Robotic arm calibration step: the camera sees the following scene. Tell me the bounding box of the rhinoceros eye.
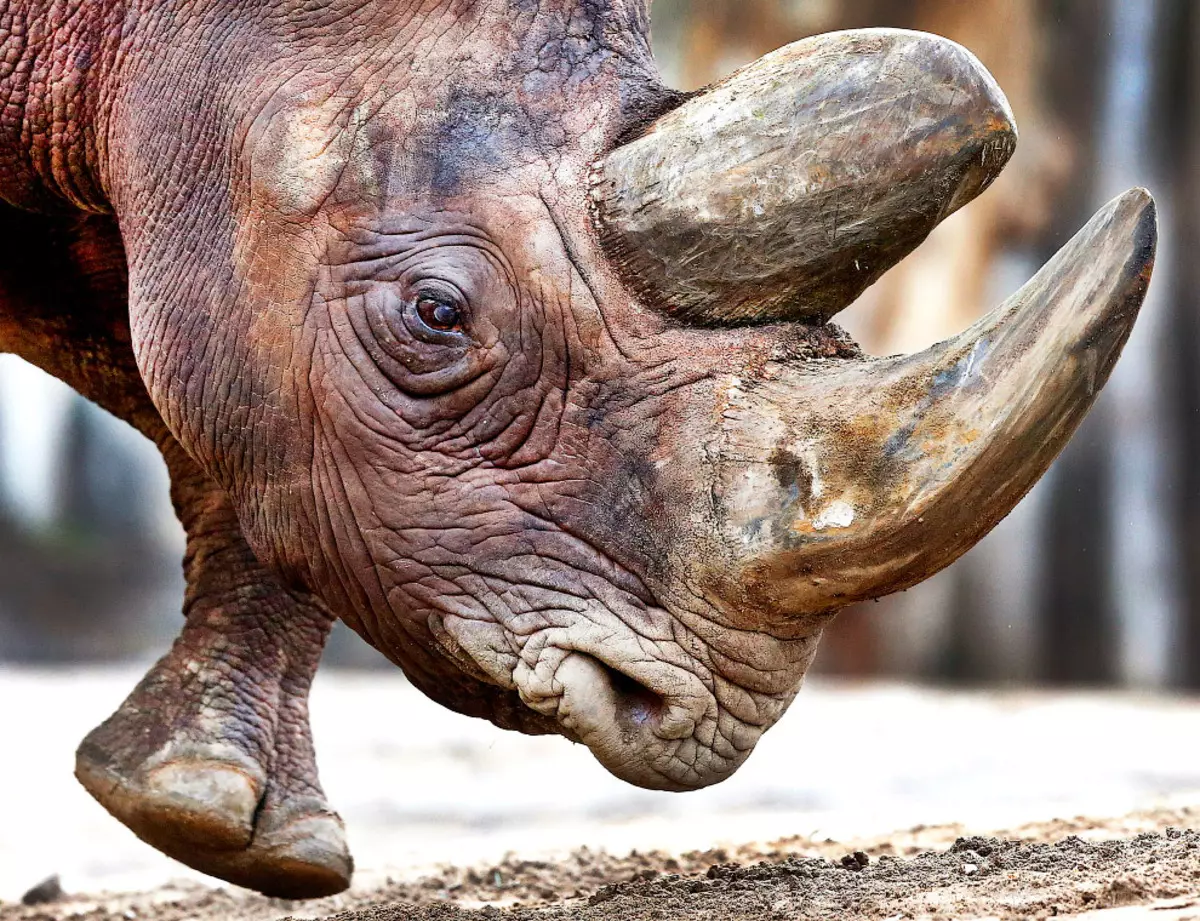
[415,291,463,333]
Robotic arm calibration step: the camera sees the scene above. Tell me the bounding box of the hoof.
[155,800,353,900]
[76,738,265,851]
[77,736,352,898]
[225,806,354,899]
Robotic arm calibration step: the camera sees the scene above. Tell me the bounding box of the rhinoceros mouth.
[518,648,750,792]
[437,598,785,791]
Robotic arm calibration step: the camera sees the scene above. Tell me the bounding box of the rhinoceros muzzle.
[533,28,1155,788]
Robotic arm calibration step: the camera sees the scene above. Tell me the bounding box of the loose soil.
[3,806,1198,921]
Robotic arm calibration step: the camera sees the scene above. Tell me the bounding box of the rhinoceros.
[0,0,1155,900]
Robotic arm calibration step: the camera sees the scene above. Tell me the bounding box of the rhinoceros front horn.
[593,29,1017,325]
[711,189,1156,623]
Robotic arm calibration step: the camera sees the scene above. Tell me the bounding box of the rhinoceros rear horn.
[592,29,1017,326]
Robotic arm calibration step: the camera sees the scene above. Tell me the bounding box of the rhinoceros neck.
[0,0,127,212]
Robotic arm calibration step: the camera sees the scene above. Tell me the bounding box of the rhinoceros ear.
[591,29,1017,326]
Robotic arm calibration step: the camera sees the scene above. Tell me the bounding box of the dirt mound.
[3,811,1198,921]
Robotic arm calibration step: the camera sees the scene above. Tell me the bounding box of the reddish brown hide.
[0,0,1155,899]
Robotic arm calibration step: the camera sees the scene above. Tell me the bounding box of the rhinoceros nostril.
[549,651,701,757]
[599,661,666,731]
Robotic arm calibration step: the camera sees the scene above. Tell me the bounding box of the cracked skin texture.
[0,0,1155,901]
[0,1,827,894]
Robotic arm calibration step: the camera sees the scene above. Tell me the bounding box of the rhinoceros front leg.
[74,439,352,897]
[0,206,352,897]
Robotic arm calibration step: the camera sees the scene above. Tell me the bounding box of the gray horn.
[593,29,1017,325]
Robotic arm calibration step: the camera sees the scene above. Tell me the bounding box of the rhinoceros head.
[112,2,1154,790]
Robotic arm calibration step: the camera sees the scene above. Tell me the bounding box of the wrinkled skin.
[15,1,824,783]
[0,0,1155,899]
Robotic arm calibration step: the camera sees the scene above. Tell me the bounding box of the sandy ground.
[1,669,1198,919]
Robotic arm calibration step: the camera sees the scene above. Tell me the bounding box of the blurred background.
[2,0,1199,689]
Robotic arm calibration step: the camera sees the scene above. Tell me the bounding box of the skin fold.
[0,0,1155,898]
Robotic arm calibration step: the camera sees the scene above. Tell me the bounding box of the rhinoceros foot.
[77,752,349,898]
[73,442,352,898]
[73,610,353,898]
[74,612,352,899]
